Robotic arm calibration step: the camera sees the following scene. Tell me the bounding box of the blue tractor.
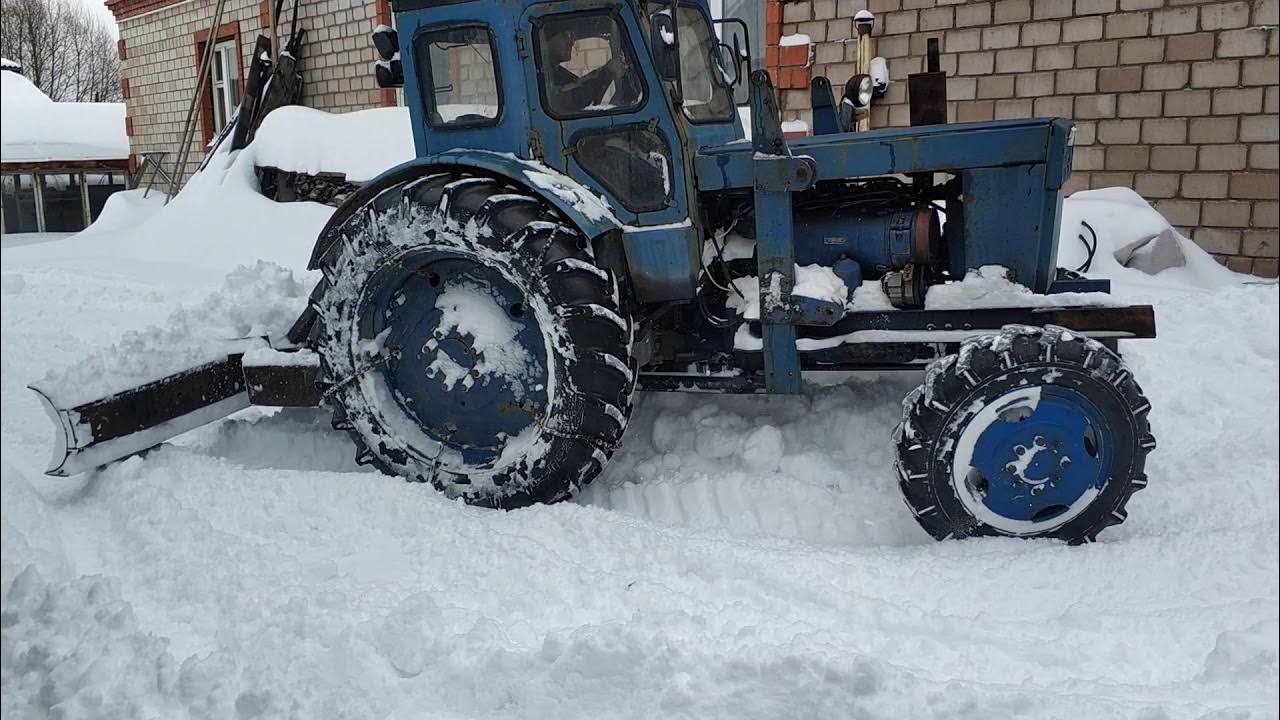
[35,0,1157,543]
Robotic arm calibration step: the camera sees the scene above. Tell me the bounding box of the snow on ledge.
[779,33,811,47]
[0,70,127,163]
[250,105,415,183]
[781,119,810,134]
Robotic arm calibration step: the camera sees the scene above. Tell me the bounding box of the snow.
[240,346,318,367]
[3,116,330,289]
[80,189,167,235]
[250,105,414,183]
[793,263,848,305]
[925,264,1118,309]
[779,33,812,47]
[424,281,535,394]
[726,264,849,321]
[1,103,1277,718]
[522,164,615,223]
[0,69,128,162]
[780,119,810,134]
[1058,187,1241,291]
[31,260,308,408]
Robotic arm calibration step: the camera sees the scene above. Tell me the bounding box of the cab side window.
[417,25,501,127]
[534,12,645,118]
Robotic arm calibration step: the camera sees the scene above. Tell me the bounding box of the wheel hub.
[358,253,550,467]
[954,385,1113,533]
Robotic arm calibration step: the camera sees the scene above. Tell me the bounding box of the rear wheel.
[895,325,1155,543]
[312,171,635,508]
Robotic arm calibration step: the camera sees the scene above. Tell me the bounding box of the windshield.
[675,6,734,123]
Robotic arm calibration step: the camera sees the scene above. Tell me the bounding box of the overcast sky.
[73,0,119,37]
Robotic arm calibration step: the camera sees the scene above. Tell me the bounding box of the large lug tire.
[894,325,1156,544]
[312,171,636,508]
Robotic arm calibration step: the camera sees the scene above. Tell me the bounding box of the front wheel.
[895,325,1156,544]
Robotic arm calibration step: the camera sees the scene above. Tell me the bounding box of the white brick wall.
[119,0,385,184]
[777,0,1280,276]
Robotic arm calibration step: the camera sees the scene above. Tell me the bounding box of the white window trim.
[210,40,239,133]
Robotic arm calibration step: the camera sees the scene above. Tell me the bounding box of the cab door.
[519,0,690,229]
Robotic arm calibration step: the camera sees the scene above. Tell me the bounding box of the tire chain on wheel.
[894,324,1155,544]
[311,170,637,509]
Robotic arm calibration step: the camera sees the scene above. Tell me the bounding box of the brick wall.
[113,0,387,184]
[770,0,1280,277]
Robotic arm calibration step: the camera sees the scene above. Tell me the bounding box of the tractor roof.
[390,0,710,15]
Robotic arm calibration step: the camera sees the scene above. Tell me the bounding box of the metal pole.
[854,12,874,132]
[167,0,227,201]
[32,174,46,233]
[79,171,91,227]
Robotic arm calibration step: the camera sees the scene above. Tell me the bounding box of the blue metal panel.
[793,209,933,272]
[958,164,1062,292]
[426,150,623,236]
[623,223,700,301]
[395,1,532,160]
[1049,277,1111,294]
[305,154,623,271]
[753,187,802,394]
[694,118,1074,191]
[518,0,690,228]
[809,77,841,136]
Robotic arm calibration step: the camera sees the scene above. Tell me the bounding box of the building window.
[210,40,241,133]
[1,171,127,235]
[85,173,127,221]
[1,174,40,234]
[39,173,85,232]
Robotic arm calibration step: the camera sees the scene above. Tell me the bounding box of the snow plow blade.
[30,356,251,477]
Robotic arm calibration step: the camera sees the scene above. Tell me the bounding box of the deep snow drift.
[2,112,1277,719]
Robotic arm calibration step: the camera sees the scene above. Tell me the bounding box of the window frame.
[193,21,242,145]
[672,2,736,125]
[414,22,504,131]
[210,39,240,134]
[531,9,649,122]
[568,124,674,213]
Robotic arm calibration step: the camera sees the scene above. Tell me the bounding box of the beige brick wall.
[778,0,1280,277]
[118,0,385,184]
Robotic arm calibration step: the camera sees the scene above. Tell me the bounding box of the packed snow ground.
[2,118,1278,719]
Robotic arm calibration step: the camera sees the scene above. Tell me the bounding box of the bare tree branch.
[1,0,121,102]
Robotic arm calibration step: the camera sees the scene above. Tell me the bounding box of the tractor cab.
[380,0,742,231]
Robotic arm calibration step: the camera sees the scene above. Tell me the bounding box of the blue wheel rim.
[956,385,1113,531]
[359,251,549,468]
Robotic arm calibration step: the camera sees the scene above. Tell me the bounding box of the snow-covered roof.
[0,66,128,164]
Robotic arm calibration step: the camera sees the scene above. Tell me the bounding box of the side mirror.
[375,58,404,88]
[650,12,679,82]
[372,25,398,62]
[714,42,740,87]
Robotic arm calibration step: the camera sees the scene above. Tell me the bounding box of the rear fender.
[306,151,623,270]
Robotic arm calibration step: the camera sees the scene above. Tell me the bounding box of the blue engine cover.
[792,207,940,277]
